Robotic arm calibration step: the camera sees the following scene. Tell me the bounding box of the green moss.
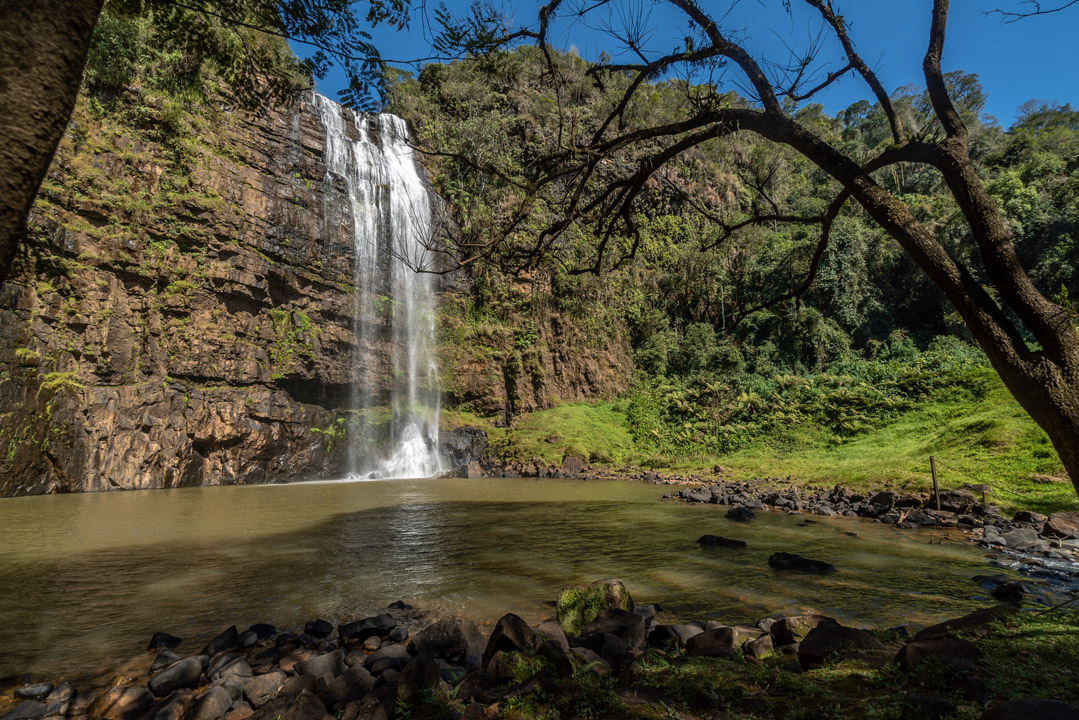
[556,580,634,636]
[38,371,84,397]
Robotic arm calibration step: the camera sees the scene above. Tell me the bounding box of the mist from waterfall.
[315,93,442,479]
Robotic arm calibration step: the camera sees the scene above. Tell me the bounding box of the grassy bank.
[453,367,1077,515]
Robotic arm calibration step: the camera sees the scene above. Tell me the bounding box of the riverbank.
[2,582,1077,720]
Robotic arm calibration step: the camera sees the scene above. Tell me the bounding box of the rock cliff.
[0,89,631,495]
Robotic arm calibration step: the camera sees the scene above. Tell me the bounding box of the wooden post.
[930,456,941,511]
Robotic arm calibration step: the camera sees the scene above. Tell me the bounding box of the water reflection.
[0,477,1008,679]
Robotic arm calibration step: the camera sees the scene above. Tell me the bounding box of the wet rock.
[14,685,52,700]
[364,644,412,675]
[246,624,276,641]
[43,682,75,715]
[142,690,194,720]
[274,633,300,648]
[202,627,240,657]
[323,667,375,712]
[895,638,982,673]
[302,620,333,639]
[1001,527,1047,552]
[979,699,1079,719]
[1044,512,1079,540]
[989,581,1025,602]
[237,632,259,649]
[726,506,755,521]
[439,427,487,472]
[411,617,484,670]
[387,626,408,643]
[338,615,395,644]
[482,613,535,670]
[149,633,183,651]
[183,687,232,720]
[556,579,634,636]
[210,657,252,682]
[150,658,204,697]
[697,535,747,548]
[362,637,380,651]
[581,609,647,651]
[294,650,345,679]
[798,622,884,669]
[0,702,46,720]
[242,672,286,709]
[152,649,184,675]
[92,687,156,720]
[768,552,835,574]
[536,640,574,678]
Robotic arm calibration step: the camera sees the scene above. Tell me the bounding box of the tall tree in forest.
[426,0,1079,498]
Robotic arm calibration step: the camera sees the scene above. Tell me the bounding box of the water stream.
[315,95,441,479]
[0,477,1013,679]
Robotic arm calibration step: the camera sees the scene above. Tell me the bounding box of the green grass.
[493,376,1077,514]
[722,380,1076,515]
[493,401,636,466]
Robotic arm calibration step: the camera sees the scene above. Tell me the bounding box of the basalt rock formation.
[0,88,630,495]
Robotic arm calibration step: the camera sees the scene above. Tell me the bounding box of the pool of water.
[0,476,1007,678]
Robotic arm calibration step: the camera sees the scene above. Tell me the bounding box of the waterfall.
[315,94,443,479]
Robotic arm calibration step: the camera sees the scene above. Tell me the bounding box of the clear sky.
[304,0,1079,127]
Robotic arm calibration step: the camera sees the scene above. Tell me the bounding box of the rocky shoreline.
[2,580,1076,720]
[469,450,1079,598]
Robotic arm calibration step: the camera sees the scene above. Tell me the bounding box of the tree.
[423,0,1079,498]
[0,0,406,289]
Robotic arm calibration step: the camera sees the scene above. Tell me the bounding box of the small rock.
[1044,512,1079,540]
[411,618,484,671]
[396,657,448,708]
[685,630,739,659]
[580,609,647,651]
[14,685,52,700]
[0,702,46,720]
[302,620,333,639]
[150,658,203,697]
[482,614,536,670]
[726,506,755,521]
[294,650,345,679]
[362,637,380,651]
[201,627,239,658]
[149,633,183,651]
[798,622,884,669]
[322,667,375,712]
[697,535,747,548]
[183,687,231,720]
[92,687,156,720]
[768,552,835,574]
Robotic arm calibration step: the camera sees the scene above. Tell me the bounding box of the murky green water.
[0,476,1005,678]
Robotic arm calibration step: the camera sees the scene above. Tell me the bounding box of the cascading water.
[315,93,442,479]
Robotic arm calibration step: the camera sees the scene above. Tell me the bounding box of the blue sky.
[305,0,1078,126]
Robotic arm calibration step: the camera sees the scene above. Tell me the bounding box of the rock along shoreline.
[3,580,1076,720]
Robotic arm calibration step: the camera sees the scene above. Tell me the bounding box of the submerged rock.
[768,552,835,574]
[697,535,747,548]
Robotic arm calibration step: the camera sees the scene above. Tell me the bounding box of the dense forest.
[386,46,1078,501]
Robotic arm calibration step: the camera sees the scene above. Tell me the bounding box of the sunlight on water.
[0,477,1014,679]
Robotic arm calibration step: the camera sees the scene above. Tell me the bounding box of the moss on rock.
[556,579,634,637]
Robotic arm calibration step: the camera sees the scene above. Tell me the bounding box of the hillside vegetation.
[387,48,1079,509]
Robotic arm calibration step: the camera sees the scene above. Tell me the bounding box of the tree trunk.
[0,0,104,287]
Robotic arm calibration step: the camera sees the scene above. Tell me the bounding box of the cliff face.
[0,90,631,496]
